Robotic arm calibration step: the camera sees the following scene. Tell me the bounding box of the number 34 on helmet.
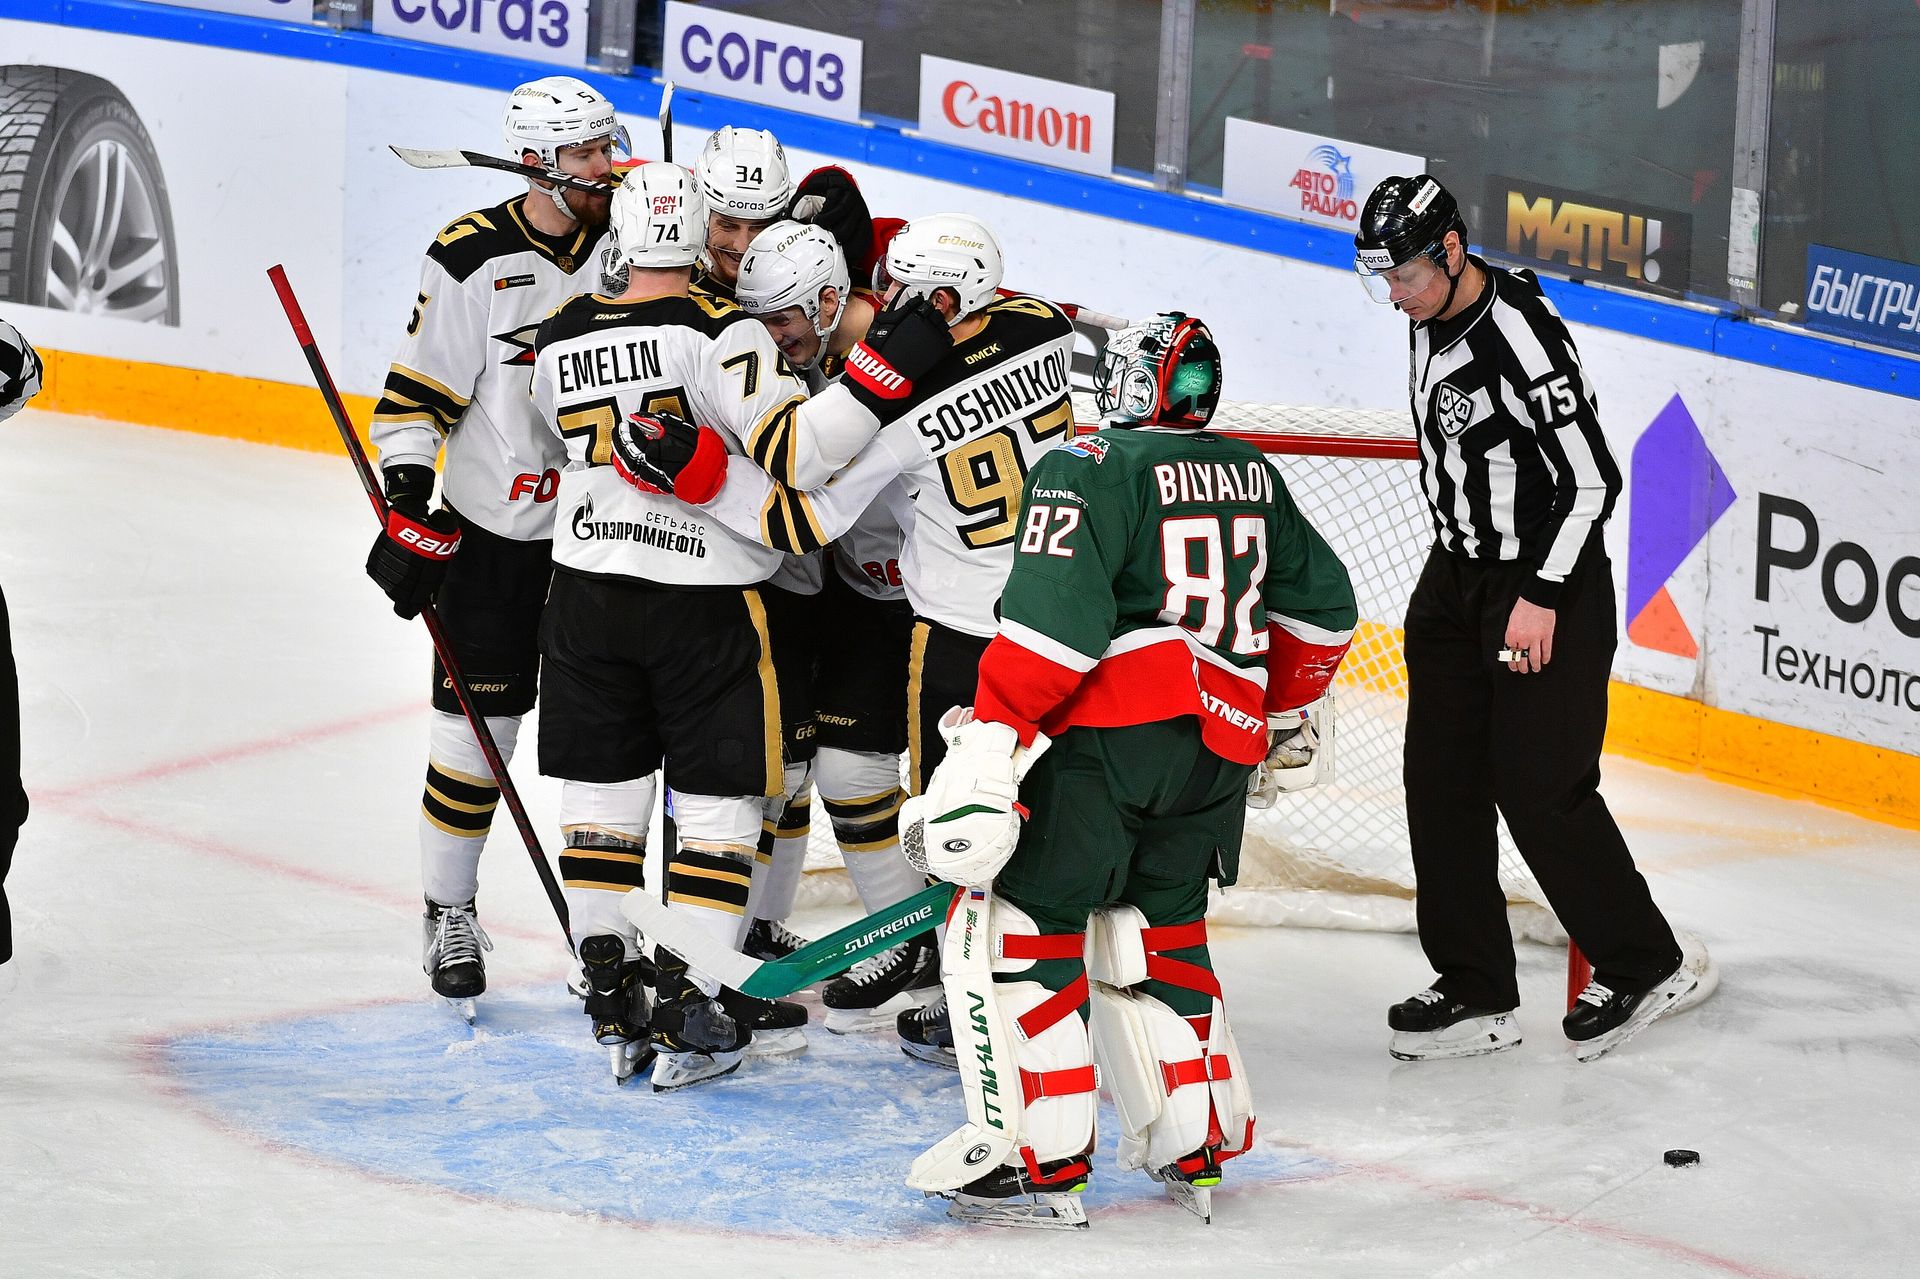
[1093,312,1223,429]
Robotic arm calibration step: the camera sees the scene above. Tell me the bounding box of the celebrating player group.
[364,73,1358,1229]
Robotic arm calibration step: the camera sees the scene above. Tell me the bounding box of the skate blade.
[651,1048,746,1092]
[444,996,478,1025]
[940,1191,1088,1231]
[1573,975,1699,1063]
[610,1040,655,1086]
[1158,1177,1214,1224]
[900,1041,960,1071]
[824,990,940,1035]
[1389,1014,1521,1061]
[745,1027,808,1058]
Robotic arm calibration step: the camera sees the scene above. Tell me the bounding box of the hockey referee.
[1352,175,1715,1062]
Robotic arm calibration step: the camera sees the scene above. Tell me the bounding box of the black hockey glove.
[789,165,875,278]
[609,409,730,504]
[843,294,951,416]
[366,463,461,620]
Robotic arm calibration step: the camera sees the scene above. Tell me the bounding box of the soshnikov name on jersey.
[556,339,665,394]
[915,348,1070,447]
[1152,460,1275,507]
[571,504,709,556]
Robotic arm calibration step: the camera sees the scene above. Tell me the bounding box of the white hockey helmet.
[605,163,706,283]
[737,221,852,354]
[697,126,795,221]
[502,76,628,216]
[880,213,1003,322]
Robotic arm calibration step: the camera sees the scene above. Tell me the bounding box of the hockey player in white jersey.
[733,224,941,1030]
[366,75,621,1016]
[692,126,794,299]
[609,214,1077,1062]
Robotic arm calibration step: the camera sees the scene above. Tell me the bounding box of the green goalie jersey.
[972,425,1358,766]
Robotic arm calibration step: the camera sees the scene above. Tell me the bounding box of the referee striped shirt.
[1407,257,1620,608]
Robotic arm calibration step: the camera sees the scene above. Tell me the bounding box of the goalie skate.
[1150,1148,1223,1224]
[936,1160,1089,1232]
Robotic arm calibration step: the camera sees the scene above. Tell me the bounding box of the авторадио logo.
[1626,394,1735,658]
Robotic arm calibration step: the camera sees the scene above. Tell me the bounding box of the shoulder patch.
[1055,435,1111,463]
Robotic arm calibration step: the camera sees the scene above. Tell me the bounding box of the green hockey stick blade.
[738,881,957,998]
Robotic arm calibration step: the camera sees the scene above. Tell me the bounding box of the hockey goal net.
[799,397,1561,943]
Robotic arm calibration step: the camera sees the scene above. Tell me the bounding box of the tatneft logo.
[1626,394,1736,658]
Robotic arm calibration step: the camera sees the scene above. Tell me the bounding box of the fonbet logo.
[1288,144,1358,222]
[1626,394,1735,658]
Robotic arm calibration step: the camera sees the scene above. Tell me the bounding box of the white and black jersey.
[370,196,603,542]
[704,294,1077,636]
[531,288,813,587]
[0,318,43,423]
[1409,258,1621,607]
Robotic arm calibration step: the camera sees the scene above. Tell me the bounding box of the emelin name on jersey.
[1152,459,1275,507]
[556,339,664,395]
[915,347,1070,447]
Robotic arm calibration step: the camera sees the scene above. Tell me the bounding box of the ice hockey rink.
[2,408,1916,1278]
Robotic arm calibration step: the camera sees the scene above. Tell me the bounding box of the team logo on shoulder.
[1057,436,1110,463]
[1435,383,1476,437]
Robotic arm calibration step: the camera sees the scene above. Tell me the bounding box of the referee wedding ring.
[1498,648,1530,662]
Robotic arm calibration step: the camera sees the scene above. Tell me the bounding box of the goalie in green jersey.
[900,313,1359,1229]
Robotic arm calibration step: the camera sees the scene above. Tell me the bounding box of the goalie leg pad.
[907,891,1096,1193]
[1087,910,1256,1175]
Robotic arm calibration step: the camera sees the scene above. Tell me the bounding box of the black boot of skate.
[742,916,813,962]
[823,934,941,1033]
[1386,987,1520,1061]
[421,898,492,1023]
[897,989,957,1069]
[579,934,654,1085]
[941,1156,1090,1231]
[718,985,808,1058]
[649,950,751,1091]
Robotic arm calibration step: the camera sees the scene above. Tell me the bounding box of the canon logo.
[940,80,1093,155]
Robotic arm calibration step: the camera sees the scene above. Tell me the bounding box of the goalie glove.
[1246,695,1333,808]
[608,409,730,504]
[901,707,1051,888]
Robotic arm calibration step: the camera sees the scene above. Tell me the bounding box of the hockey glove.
[366,463,461,620]
[789,165,874,279]
[608,409,730,504]
[1246,696,1334,808]
[900,707,1051,888]
[842,295,951,416]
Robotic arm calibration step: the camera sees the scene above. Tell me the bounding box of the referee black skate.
[1352,175,1717,1063]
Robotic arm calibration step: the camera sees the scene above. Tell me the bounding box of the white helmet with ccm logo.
[880,213,1004,321]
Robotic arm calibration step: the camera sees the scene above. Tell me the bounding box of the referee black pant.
[1402,541,1679,1011]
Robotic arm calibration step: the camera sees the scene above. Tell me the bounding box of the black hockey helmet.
[1093,312,1222,428]
[1353,175,1468,301]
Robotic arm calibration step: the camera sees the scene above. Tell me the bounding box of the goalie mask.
[502,76,629,218]
[1093,312,1221,428]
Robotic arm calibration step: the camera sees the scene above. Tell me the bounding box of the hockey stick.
[658,80,675,164]
[389,146,613,195]
[266,264,575,956]
[622,879,956,999]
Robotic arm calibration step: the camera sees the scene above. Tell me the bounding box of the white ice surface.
[2,411,1917,1278]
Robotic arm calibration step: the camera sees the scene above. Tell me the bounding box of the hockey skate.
[1387,988,1521,1061]
[742,916,813,963]
[649,952,751,1091]
[719,985,809,1057]
[421,898,493,1024]
[1150,1146,1225,1224]
[579,934,654,1085]
[936,1158,1090,1231]
[822,934,940,1034]
[1567,933,1717,1062]
[897,990,958,1069]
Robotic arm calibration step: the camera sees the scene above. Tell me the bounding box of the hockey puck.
[1663,1149,1700,1168]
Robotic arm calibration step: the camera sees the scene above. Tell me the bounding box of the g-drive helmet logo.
[1626,394,1735,658]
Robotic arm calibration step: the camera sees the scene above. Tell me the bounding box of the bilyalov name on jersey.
[1152,459,1275,506]
[556,339,665,394]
